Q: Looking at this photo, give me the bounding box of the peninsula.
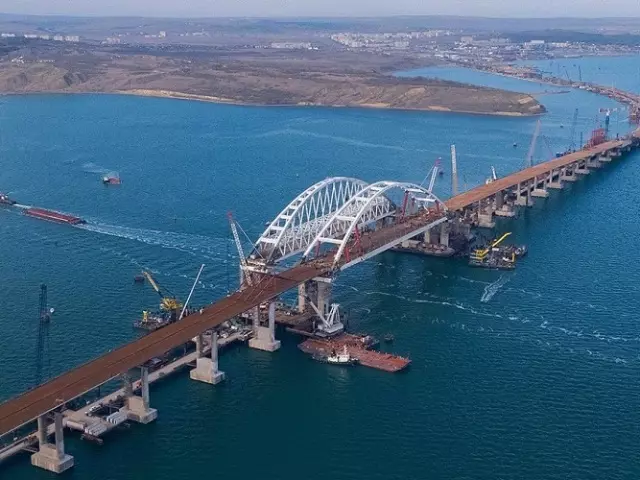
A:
[0,37,544,116]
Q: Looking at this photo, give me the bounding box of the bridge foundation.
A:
[598,154,612,163]
[249,301,281,352]
[515,183,533,207]
[31,413,74,474]
[531,188,549,198]
[123,368,157,424]
[190,332,226,385]
[586,157,602,169]
[560,169,578,182]
[477,212,495,228]
[575,162,590,175]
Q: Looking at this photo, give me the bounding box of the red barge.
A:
[24,208,86,225]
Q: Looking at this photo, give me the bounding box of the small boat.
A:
[512,142,518,147]
[313,346,358,366]
[133,275,145,283]
[102,173,121,185]
[383,334,395,343]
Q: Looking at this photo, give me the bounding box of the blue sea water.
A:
[1,55,640,479]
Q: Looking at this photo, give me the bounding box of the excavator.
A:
[142,271,183,323]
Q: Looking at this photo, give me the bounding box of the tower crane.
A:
[142,271,183,322]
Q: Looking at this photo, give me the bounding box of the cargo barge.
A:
[299,333,410,373]
[24,208,86,225]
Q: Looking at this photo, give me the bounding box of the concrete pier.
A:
[190,332,226,385]
[531,189,549,198]
[30,413,74,474]
[123,368,157,424]
[249,301,281,352]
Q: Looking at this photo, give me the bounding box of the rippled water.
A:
[2,56,640,479]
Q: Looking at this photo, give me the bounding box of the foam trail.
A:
[78,222,225,259]
[480,275,511,303]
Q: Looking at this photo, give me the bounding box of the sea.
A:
[1,55,639,479]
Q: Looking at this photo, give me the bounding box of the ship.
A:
[0,192,16,205]
[102,173,121,185]
[24,208,86,225]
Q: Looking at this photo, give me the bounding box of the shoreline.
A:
[0,89,541,117]
[115,88,541,117]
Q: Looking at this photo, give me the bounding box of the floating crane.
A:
[142,271,183,322]
[472,232,513,259]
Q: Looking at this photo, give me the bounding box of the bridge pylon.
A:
[190,331,226,384]
[30,412,74,474]
[248,301,281,352]
[122,368,157,424]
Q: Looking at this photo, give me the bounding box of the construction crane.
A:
[228,212,253,287]
[525,119,541,168]
[450,145,458,196]
[34,284,51,387]
[473,232,513,258]
[485,166,498,185]
[569,108,579,151]
[142,271,183,322]
[427,158,440,193]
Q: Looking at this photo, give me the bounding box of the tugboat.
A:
[0,192,16,205]
[313,346,358,366]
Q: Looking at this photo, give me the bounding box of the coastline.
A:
[116,88,541,117]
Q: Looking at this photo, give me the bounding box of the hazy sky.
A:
[1,0,634,18]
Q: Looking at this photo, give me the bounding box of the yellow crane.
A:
[142,271,183,321]
[470,232,513,260]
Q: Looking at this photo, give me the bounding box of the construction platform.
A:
[299,333,410,373]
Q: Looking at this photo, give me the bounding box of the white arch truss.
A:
[303,181,446,268]
[254,177,370,264]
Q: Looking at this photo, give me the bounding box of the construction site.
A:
[1,68,640,474]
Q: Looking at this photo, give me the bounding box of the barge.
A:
[24,208,86,225]
[299,333,410,373]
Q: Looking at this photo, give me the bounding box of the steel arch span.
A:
[254,177,370,264]
[303,181,446,269]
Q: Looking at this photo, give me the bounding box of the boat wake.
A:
[81,162,112,175]
[480,275,511,303]
[78,222,226,260]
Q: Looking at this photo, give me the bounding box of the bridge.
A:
[1,126,639,473]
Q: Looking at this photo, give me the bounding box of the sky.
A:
[0,0,636,19]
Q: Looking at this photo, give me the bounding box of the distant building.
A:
[53,35,64,41]
[24,34,39,39]
[64,35,80,42]
[0,33,16,38]
[270,42,312,50]
[159,31,167,38]
[460,36,474,43]
[38,34,50,40]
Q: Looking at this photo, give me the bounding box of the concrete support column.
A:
[515,181,533,207]
[123,368,157,424]
[297,282,306,313]
[195,334,204,358]
[316,281,331,317]
[249,300,281,352]
[560,167,578,182]
[439,222,450,248]
[532,175,549,198]
[31,413,74,474]
[548,169,564,189]
[190,331,226,384]
[37,415,47,447]
[575,161,590,175]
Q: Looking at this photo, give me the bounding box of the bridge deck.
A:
[0,208,446,436]
[445,137,628,211]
